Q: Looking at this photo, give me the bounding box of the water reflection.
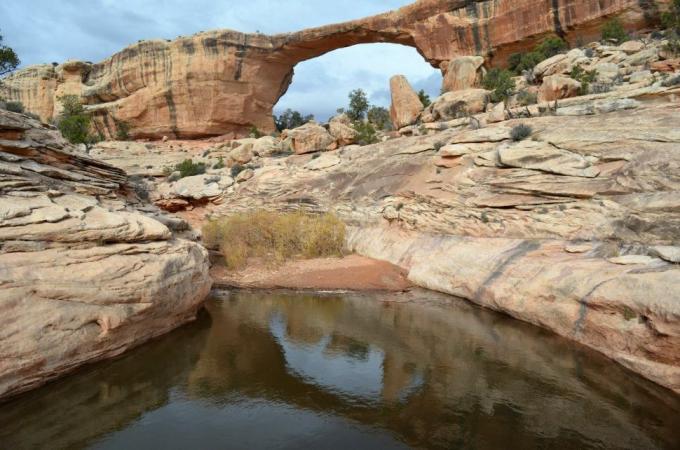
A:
[1,290,679,450]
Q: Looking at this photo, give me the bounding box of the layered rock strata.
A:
[0,110,212,401]
[1,0,668,138]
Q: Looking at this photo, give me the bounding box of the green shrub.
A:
[0,30,20,76]
[510,124,532,141]
[483,68,516,103]
[569,65,598,95]
[114,119,131,141]
[249,126,263,138]
[4,101,24,113]
[274,109,314,132]
[173,159,206,178]
[367,106,392,130]
[213,156,225,169]
[535,36,568,58]
[353,121,379,145]
[516,89,538,106]
[347,89,369,121]
[230,163,245,178]
[507,36,567,75]
[662,0,680,32]
[55,95,100,147]
[202,210,346,269]
[601,18,629,43]
[417,89,431,107]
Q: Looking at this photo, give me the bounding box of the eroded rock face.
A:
[0,110,212,401]
[0,0,666,138]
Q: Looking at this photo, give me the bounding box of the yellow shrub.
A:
[202,210,346,269]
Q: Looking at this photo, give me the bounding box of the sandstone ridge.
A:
[1,0,668,138]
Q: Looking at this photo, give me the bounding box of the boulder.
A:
[442,56,485,92]
[282,122,336,154]
[389,75,424,129]
[651,58,680,73]
[424,89,490,122]
[538,75,581,102]
[497,140,600,177]
[229,143,254,164]
[329,119,359,146]
[487,102,506,123]
[235,168,255,182]
[618,40,644,54]
[252,136,282,157]
[172,174,223,200]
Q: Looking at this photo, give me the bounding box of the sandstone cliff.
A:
[0,0,669,139]
[0,110,212,401]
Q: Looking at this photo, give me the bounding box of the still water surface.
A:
[1,290,679,449]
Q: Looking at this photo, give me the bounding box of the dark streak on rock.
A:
[551,0,567,38]
[165,90,179,137]
[475,240,541,301]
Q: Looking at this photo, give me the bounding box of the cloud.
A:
[0,0,442,120]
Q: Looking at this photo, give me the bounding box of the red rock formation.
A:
[0,0,668,139]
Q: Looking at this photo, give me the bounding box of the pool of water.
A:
[1,290,679,449]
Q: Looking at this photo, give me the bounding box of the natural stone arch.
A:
[1,0,667,138]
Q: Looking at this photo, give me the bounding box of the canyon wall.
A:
[0,0,668,139]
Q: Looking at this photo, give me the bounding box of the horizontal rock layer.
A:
[0,110,212,401]
[1,0,668,138]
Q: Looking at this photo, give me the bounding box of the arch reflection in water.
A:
[0,290,679,450]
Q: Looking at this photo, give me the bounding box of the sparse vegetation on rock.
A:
[367,106,392,130]
[482,68,516,103]
[508,35,567,75]
[601,18,629,44]
[4,101,24,113]
[516,89,538,106]
[569,65,598,95]
[203,210,345,269]
[662,0,680,55]
[510,124,532,141]
[172,159,206,178]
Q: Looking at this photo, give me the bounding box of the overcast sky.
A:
[1,0,441,121]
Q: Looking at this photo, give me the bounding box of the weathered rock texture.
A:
[390,75,423,129]
[211,79,680,393]
[0,110,212,401]
[0,0,668,138]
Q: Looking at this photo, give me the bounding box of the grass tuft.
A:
[203,210,346,269]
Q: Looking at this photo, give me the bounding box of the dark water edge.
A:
[1,289,679,450]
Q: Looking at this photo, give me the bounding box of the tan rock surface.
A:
[0,110,212,401]
[1,0,667,138]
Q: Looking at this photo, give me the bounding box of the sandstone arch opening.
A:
[274,43,442,125]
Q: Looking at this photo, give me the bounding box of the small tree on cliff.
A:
[347,89,369,121]
[417,89,431,107]
[0,30,20,77]
[367,106,392,130]
[56,95,100,148]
